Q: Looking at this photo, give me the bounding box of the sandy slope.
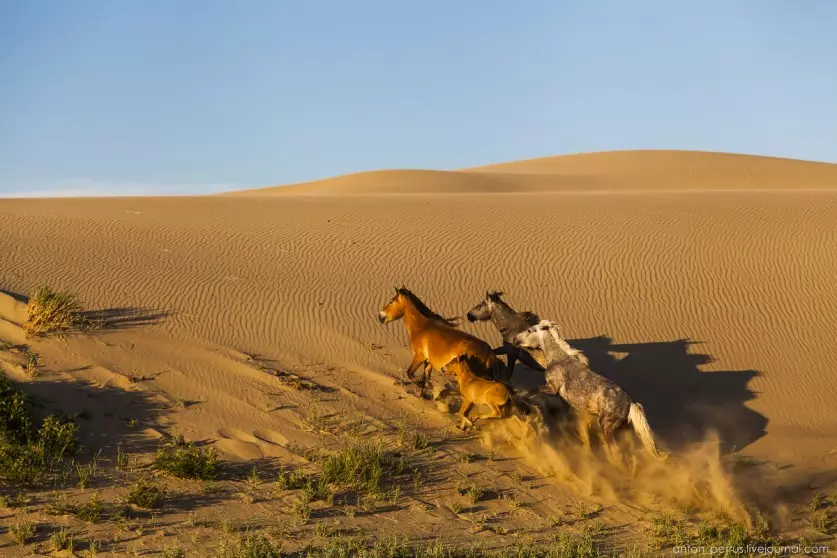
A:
[2,150,837,552]
[229,150,837,195]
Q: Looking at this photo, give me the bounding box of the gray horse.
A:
[514,320,667,459]
[466,291,547,374]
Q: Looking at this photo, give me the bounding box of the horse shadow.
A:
[513,336,767,455]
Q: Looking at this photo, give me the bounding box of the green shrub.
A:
[154,438,218,480]
[0,373,80,485]
[0,373,32,443]
[320,437,385,494]
[38,415,79,456]
[216,531,283,558]
[125,476,166,509]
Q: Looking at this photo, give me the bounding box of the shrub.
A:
[216,531,283,558]
[74,494,105,522]
[154,438,218,480]
[0,373,33,443]
[125,476,166,509]
[38,415,79,456]
[48,527,74,552]
[8,521,36,546]
[320,437,385,494]
[24,286,84,335]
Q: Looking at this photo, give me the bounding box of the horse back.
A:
[419,320,492,354]
[560,361,629,416]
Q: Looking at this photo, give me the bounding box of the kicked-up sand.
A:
[1,150,836,554]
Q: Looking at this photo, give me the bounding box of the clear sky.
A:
[1,1,836,197]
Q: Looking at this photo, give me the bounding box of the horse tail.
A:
[628,402,669,460]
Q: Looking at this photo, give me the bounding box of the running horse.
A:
[378,287,508,397]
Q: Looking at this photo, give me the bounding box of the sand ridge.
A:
[227,150,837,195]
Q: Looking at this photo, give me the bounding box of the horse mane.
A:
[487,290,505,302]
[488,291,539,326]
[397,288,460,327]
[518,311,540,326]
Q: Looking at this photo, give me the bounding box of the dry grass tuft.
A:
[24,286,86,335]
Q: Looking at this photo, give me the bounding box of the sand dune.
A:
[2,150,837,552]
[229,150,837,195]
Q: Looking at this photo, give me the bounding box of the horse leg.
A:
[519,348,544,371]
[422,363,440,400]
[599,416,626,469]
[405,354,426,387]
[577,414,593,449]
[487,403,504,422]
[506,345,520,380]
[458,399,474,430]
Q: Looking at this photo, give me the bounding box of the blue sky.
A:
[1,1,836,197]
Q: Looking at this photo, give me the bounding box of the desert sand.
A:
[1,150,837,555]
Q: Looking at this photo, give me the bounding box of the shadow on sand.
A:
[513,336,767,455]
[2,288,169,332]
[19,375,168,459]
[81,307,171,331]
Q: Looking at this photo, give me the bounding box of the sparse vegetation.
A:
[154,436,218,480]
[8,521,36,546]
[75,454,100,488]
[116,443,129,471]
[258,364,327,392]
[24,285,88,335]
[48,527,75,552]
[125,476,166,509]
[163,545,187,558]
[411,432,429,451]
[809,496,837,535]
[0,491,30,508]
[275,466,309,492]
[23,352,38,377]
[216,530,283,557]
[648,512,785,555]
[465,484,483,505]
[292,498,312,525]
[650,514,691,548]
[319,436,387,495]
[197,532,612,557]
[0,372,79,485]
[75,493,105,522]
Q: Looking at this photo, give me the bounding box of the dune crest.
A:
[227,150,837,195]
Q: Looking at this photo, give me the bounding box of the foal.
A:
[514,321,667,459]
[378,287,508,397]
[441,355,530,430]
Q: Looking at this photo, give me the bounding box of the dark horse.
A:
[466,291,550,375]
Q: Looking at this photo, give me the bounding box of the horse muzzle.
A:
[466,312,476,322]
[377,312,388,324]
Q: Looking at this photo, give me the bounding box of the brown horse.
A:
[378,287,508,397]
[441,355,531,430]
